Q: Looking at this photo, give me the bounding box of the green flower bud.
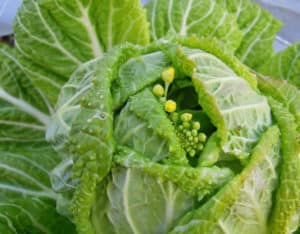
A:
[197,144,204,151]
[198,133,207,142]
[171,112,179,122]
[152,84,164,97]
[162,67,175,84]
[191,129,198,137]
[193,121,201,130]
[189,150,196,157]
[183,122,190,129]
[181,113,193,122]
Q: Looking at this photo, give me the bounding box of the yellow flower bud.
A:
[152,84,164,97]
[165,100,177,113]
[162,67,175,84]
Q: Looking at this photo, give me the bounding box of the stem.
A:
[0,88,50,126]
[164,82,170,100]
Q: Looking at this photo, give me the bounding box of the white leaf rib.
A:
[187,0,215,30]
[0,120,45,131]
[243,8,262,36]
[0,137,45,142]
[123,169,139,234]
[0,203,51,234]
[0,88,50,126]
[164,182,175,229]
[121,15,143,43]
[13,43,62,89]
[151,0,158,40]
[1,61,23,99]
[167,0,175,33]
[77,0,103,56]
[32,1,82,65]
[0,45,55,114]
[58,83,93,110]
[180,0,193,35]
[120,122,147,143]
[0,213,18,234]
[0,184,57,199]
[286,51,300,80]
[0,164,50,191]
[202,76,238,85]
[1,151,49,174]
[240,21,272,62]
[107,0,113,49]
[208,11,227,37]
[221,101,268,115]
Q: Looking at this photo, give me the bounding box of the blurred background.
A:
[1,0,299,50]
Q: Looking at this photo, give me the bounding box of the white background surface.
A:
[0,0,22,36]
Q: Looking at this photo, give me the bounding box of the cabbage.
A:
[0,0,299,234]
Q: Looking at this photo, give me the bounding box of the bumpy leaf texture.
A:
[267,99,300,233]
[48,38,273,233]
[170,126,281,234]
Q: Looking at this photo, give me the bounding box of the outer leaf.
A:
[0,198,75,234]
[0,143,59,200]
[170,126,281,234]
[48,45,143,234]
[257,75,300,136]
[67,61,116,233]
[268,99,300,234]
[0,44,75,233]
[0,44,51,142]
[91,167,195,234]
[47,45,140,151]
[0,143,76,233]
[146,0,242,51]
[185,47,271,160]
[259,43,300,87]
[14,0,149,105]
[225,0,282,69]
[115,146,233,199]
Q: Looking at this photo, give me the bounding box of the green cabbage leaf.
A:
[48,38,274,233]
[259,44,300,88]
[146,0,282,69]
[170,126,281,234]
[14,0,149,106]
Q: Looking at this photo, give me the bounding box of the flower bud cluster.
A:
[172,112,207,157]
